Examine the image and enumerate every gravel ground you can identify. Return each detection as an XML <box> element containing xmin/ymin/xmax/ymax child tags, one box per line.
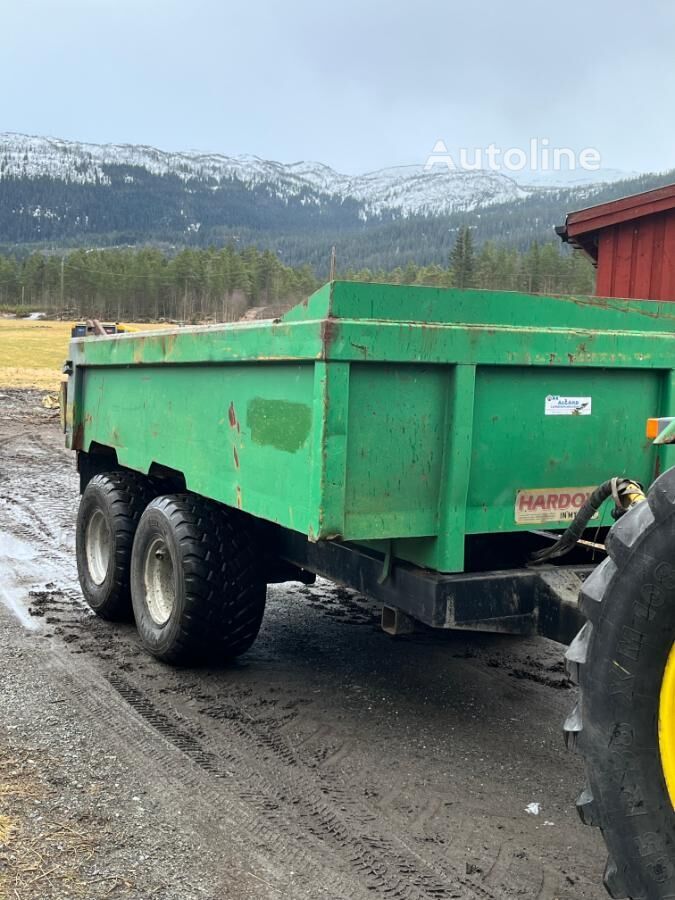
<box><xmin>0</xmin><ymin>389</ymin><xmax>608</xmax><ymax>899</ymax></box>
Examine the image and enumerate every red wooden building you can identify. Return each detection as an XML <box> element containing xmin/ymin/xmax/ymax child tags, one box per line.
<box><xmin>557</xmin><ymin>183</ymin><xmax>675</xmax><ymax>301</ymax></box>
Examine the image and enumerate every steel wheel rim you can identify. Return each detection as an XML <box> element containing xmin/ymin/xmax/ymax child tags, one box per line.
<box><xmin>143</xmin><ymin>536</ymin><xmax>176</xmax><ymax>626</ymax></box>
<box><xmin>85</xmin><ymin>508</ymin><xmax>112</xmax><ymax>586</ymax></box>
<box><xmin>659</xmin><ymin>641</ymin><xmax>675</xmax><ymax>808</ymax></box>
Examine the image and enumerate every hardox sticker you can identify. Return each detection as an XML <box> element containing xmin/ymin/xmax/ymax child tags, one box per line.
<box><xmin>515</xmin><ymin>486</ymin><xmax>598</xmax><ymax>525</ymax></box>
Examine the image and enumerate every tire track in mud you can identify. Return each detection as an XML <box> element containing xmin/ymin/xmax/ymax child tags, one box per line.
<box><xmin>1</xmin><ymin>492</ymin><xmax>73</xmax><ymax>549</ymax></box>
<box><xmin>43</xmin><ymin>652</ymin><xmax>464</xmax><ymax>900</ymax></box>
<box><xmin>105</xmin><ymin>672</ymin><xmax>492</xmax><ymax>900</ymax></box>
<box><xmin>39</xmin><ymin>656</ymin><xmax>344</xmax><ymax>900</ymax></box>
<box><xmin>89</xmin><ymin>635</ymin><xmax>580</xmax><ymax>894</ymax></box>
<box><xmin>100</xmin><ymin>650</ymin><xmax>569</xmax><ymax>900</ymax></box>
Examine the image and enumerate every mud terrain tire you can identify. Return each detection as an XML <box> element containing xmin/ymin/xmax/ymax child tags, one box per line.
<box><xmin>76</xmin><ymin>471</ymin><xmax>155</xmax><ymax>620</ymax></box>
<box><xmin>130</xmin><ymin>494</ymin><xmax>266</xmax><ymax>665</ymax></box>
<box><xmin>565</xmin><ymin>467</ymin><xmax>675</xmax><ymax>899</ymax></box>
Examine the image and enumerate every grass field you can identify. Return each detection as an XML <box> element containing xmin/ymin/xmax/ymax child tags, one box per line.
<box><xmin>0</xmin><ymin>319</ymin><xmax>170</xmax><ymax>389</ymax></box>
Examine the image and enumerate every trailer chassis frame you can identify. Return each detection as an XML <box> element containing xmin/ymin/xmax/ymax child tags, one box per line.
<box><xmin>275</xmin><ymin>529</ymin><xmax>590</xmax><ymax>646</ymax></box>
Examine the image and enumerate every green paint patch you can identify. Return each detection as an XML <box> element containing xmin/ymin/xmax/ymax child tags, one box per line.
<box><xmin>247</xmin><ymin>398</ymin><xmax>311</xmax><ymax>453</ymax></box>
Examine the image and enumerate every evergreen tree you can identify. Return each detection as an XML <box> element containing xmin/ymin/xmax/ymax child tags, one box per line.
<box><xmin>0</xmin><ymin>241</ymin><xmax>596</xmax><ymax>318</ymax></box>
<box><xmin>449</xmin><ymin>227</ymin><xmax>476</xmax><ymax>289</ymax></box>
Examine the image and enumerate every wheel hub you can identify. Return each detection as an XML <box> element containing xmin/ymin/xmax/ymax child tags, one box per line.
<box><xmin>85</xmin><ymin>508</ymin><xmax>112</xmax><ymax>586</ymax></box>
<box><xmin>143</xmin><ymin>537</ymin><xmax>176</xmax><ymax>626</ymax></box>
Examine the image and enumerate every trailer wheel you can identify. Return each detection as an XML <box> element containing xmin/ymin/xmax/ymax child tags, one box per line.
<box><xmin>76</xmin><ymin>471</ymin><xmax>155</xmax><ymax>620</ymax></box>
<box><xmin>130</xmin><ymin>494</ymin><xmax>266</xmax><ymax>665</ymax></box>
<box><xmin>564</xmin><ymin>467</ymin><xmax>675</xmax><ymax>899</ymax></box>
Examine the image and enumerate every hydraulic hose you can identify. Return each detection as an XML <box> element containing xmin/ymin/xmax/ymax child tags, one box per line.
<box><xmin>530</xmin><ymin>477</ymin><xmax>645</xmax><ymax>564</ymax></box>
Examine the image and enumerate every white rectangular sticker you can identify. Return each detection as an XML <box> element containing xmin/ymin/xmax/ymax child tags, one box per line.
<box><xmin>515</xmin><ymin>487</ymin><xmax>598</xmax><ymax>525</ymax></box>
<box><xmin>545</xmin><ymin>395</ymin><xmax>592</xmax><ymax>416</ymax></box>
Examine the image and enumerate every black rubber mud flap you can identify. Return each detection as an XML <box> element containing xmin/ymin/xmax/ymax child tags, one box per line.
<box><xmin>564</xmin><ymin>468</ymin><xmax>675</xmax><ymax>899</ymax></box>
<box><xmin>130</xmin><ymin>494</ymin><xmax>266</xmax><ymax>665</ymax></box>
<box><xmin>76</xmin><ymin>471</ymin><xmax>155</xmax><ymax>620</ymax></box>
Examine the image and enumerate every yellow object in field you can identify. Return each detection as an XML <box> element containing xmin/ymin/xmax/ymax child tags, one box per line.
<box><xmin>41</xmin><ymin>393</ymin><xmax>60</xmax><ymax>409</ymax></box>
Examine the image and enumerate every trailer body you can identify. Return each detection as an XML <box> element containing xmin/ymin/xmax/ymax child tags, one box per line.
<box><xmin>64</xmin><ymin>281</ymin><xmax>675</xmax><ymax>640</ymax></box>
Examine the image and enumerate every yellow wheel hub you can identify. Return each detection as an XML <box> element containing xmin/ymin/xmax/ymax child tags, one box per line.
<box><xmin>659</xmin><ymin>642</ymin><xmax>675</xmax><ymax>808</ymax></box>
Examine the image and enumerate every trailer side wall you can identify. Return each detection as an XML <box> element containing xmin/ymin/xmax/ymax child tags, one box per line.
<box><xmin>67</xmin><ymin>281</ymin><xmax>675</xmax><ymax>573</ymax></box>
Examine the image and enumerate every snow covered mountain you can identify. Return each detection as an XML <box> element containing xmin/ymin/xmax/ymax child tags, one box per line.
<box><xmin>0</xmin><ymin>132</ymin><xmax>643</xmax><ymax>218</ymax></box>
<box><xmin>513</xmin><ymin>167</ymin><xmax>640</xmax><ymax>189</ymax></box>
<box><xmin>0</xmin><ymin>132</ymin><xmax>527</xmax><ymax>218</ymax></box>
<box><xmin>0</xmin><ymin>132</ymin><xmax>670</xmax><ymax>272</ymax></box>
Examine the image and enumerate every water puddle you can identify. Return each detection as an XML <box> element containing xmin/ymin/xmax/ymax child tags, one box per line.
<box><xmin>0</xmin><ymin>530</ymin><xmax>41</xmax><ymax>631</ymax></box>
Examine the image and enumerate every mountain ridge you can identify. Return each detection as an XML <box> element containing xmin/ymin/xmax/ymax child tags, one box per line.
<box><xmin>1</xmin><ymin>132</ymin><xmax>673</xmax><ymax>272</ymax></box>
<box><xmin>0</xmin><ymin>131</ymin><xmax>528</xmax><ymax>217</ymax></box>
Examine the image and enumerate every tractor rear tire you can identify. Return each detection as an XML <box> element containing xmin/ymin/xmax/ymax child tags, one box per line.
<box><xmin>76</xmin><ymin>471</ymin><xmax>155</xmax><ymax>620</ymax></box>
<box><xmin>130</xmin><ymin>494</ymin><xmax>266</xmax><ymax>665</ymax></box>
<box><xmin>564</xmin><ymin>467</ymin><xmax>675</xmax><ymax>899</ymax></box>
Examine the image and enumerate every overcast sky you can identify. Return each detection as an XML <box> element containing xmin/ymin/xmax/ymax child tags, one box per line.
<box><xmin>3</xmin><ymin>0</ymin><xmax>674</xmax><ymax>175</ymax></box>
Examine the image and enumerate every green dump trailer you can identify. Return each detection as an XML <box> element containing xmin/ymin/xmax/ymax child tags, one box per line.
<box><xmin>64</xmin><ymin>280</ymin><xmax>675</xmax><ymax>663</ymax></box>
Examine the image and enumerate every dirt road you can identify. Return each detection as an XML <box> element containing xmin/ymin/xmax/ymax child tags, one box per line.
<box><xmin>0</xmin><ymin>390</ymin><xmax>607</xmax><ymax>900</ymax></box>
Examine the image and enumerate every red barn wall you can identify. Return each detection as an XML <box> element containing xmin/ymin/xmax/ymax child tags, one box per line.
<box><xmin>595</xmin><ymin>209</ymin><xmax>675</xmax><ymax>301</ymax></box>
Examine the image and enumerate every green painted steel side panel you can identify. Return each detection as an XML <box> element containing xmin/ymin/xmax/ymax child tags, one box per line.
<box><xmin>466</xmin><ymin>366</ymin><xmax>660</xmax><ymax>533</ymax></box>
<box><xmin>344</xmin><ymin>364</ymin><xmax>447</xmax><ymax>539</ymax></box>
<box><xmin>80</xmin><ymin>364</ymin><xmax>317</xmax><ymax>534</ymax></box>
<box><xmin>66</xmin><ymin>280</ymin><xmax>675</xmax><ymax>574</ymax></box>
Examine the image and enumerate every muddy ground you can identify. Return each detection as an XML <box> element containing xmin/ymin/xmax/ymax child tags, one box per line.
<box><xmin>0</xmin><ymin>389</ymin><xmax>607</xmax><ymax>899</ymax></box>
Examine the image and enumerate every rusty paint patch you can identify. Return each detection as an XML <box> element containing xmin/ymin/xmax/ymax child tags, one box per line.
<box><xmin>72</xmin><ymin>423</ymin><xmax>84</xmax><ymax>450</ymax></box>
<box><xmin>236</xmin><ymin>485</ymin><xmax>242</xmax><ymax>509</ymax></box>
<box><xmin>160</xmin><ymin>332</ymin><xmax>178</xmax><ymax>356</ymax></box>
<box><xmin>233</xmin><ymin>446</ymin><xmax>239</xmax><ymax>468</ymax></box>
<box><xmin>228</xmin><ymin>402</ymin><xmax>240</xmax><ymax>432</ymax></box>
<box><xmin>320</xmin><ymin>318</ymin><xmax>338</xmax><ymax>360</ymax></box>
<box><xmin>564</xmin><ymin>293</ymin><xmax>675</xmax><ymax>321</ymax></box>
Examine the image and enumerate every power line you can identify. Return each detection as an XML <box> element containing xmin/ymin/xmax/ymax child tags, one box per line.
<box><xmin>63</xmin><ymin>262</ymin><xmax>200</xmax><ymax>281</ymax></box>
